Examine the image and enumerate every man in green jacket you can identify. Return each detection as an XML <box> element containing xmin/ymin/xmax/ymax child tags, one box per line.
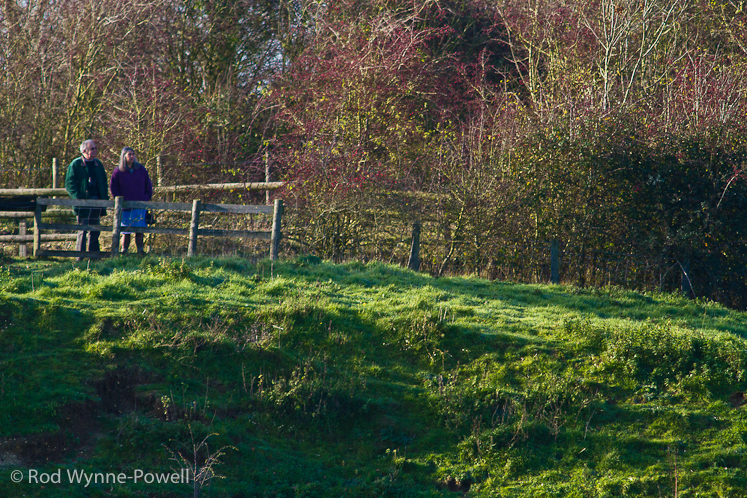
<box><xmin>65</xmin><ymin>139</ymin><xmax>109</xmax><ymax>258</ymax></box>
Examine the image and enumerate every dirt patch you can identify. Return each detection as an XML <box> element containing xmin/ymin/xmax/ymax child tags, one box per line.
<box><xmin>0</xmin><ymin>366</ymin><xmax>158</xmax><ymax>467</ymax></box>
<box><xmin>92</xmin><ymin>367</ymin><xmax>148</xmax><ymax>414</ymax></box>
<box><xmin>92</xmin><ymin>366</ymin><xmax>209</xmax><ymax>423</ymax></box>
<box><xmin>438</xmin><ymin>476</ymin><xmax>472</xmax><ymax>493</ymax></box>
<box><xmin>728</xmin><ymin>392</ymin><xmax>746</xmax><ymax>408</ymax></box>
<box><xmin>98</xmin><ymin>317</ymin><xmax>128</xmax><ymax>339</ymax></box>
<box><xmin>0</xmin><ymin>400</ymin><xmax>100</xmax><ymax>466</ymax></box>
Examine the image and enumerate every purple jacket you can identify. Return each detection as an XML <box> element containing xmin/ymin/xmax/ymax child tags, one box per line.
<box><xmin>110</xmin><ymin>162</ymin><xmax>153</xmax><ymax>202</ymax></box>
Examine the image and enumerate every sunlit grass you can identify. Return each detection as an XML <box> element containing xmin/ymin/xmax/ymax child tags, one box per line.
<box><xmin>0</xmin><ymin>256</ymin><xmax>746</xmax><ymax>497</ymax></box>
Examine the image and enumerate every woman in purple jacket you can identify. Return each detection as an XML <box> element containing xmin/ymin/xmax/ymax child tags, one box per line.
<box><xmin>110</xmin><ymin>147</ymin><xmax>153</xmax><ymax>254</ymax></box>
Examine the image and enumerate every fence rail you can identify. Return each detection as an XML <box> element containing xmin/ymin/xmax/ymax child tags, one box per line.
<box><xmin>32</xmin><ymin>197</ymin><xmax>283</xmax><ymax>260</ymax></box>
<box><xmin>0</xmin><ymin>182</ymin><xmax>285</xmax><ymax>197</ymax></box>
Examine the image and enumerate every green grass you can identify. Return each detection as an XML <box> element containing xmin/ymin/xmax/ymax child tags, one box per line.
<box><xmin>1</xmin><ymin>255</ymin><xmax>746</xmax><ymax>497</ymax></box>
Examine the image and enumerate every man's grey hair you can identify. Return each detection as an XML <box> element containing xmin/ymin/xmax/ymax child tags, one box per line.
<box><xmin>79</xmin><ymin>139</ymin><xmax>96</xmax><ymax>154</ymax></box>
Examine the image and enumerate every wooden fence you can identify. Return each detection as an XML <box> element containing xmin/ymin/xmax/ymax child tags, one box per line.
<box><xmin>0</xmin><ymin>202</ymin><xmax>75</xmax><ymax>257</ymax></box>
<box><xmin>0</xmin><ymin>181</ymin><xmax>285</xmax><ymax>258</ymax></box>
<box><xmin>31</xmin><ymin>197</ymin><xmax>283</xmax><ymax>260</ymax></box>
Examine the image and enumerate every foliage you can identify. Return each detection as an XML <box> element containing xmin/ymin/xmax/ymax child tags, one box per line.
<box><xmin>0</xmin><ymin>0</ymin><xmax>293</xmax><ymax>184</ymax></box>
<box><xmin>270</xmin><ymin>0</ymin><xmax>453</xmax><ymax>257</ymax></box>
<box><xmin>3</xmin><ymin>0</ymin><xmax>747</xmax><ymax>305</ymax></box>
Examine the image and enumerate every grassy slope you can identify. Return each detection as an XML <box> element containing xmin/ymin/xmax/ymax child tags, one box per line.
<box><xmin>0</xmin><ymin>255</ymin><xmax>746</xmax><ymax>497</ymax></box>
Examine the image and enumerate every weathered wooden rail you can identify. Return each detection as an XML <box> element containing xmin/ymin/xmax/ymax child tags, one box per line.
<box><xmin>31</xmin><ymin>197</ymin><xmax>283</xmax><ymax>260</ymax></box>
<box><xmin>0</xmin><ymin>182</ymin><xmax>284</xmax><ymax>197</ymax></box>
<box><xmin>0</xmin><ymin>195</ymin><xmax>76</xmax><ymax>256</ymax></box>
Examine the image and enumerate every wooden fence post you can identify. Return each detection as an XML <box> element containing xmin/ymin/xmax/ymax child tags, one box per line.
<box><xmin>52</xmin><ymin>158</ymin><xmax>58</xmax><ymax>189</ymax></box>
<box><xmin>550</xmin><ymin>239</ymin><xmax>560</xmax><ymax>284</ymax></box>
<box><xmin>188</xmin><ymin>199</ymin><xmax>201</xmax><ymax>257</ymax></box>
<box><xmin>408</xmin><ymin>221</ymin><xmax>421</xmax><ymax>271</ymax></box>
<box><xmin>19</xmin><ymin>220</ymin><xmax>27</xmax><ymax>257</ymax></box>
<box><xmin>111</xmin><ymin>196</ymin><xmax>123</xmax><ymax>256</ymax></box>
<box><xmin>270</xmin><ymin>198</ymin><xmax>283</xmax><ymax>261</ymax></box>
<box><xmin>33</xmin><ymin>203</ymin><xmax>42</xmax><ymax>256</ymax></box>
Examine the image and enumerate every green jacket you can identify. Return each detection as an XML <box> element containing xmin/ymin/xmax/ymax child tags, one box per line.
<box><xmin>64</xmin><ymin>157</ymin><xmax>109</xmax><ymax>215</ymax></box>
